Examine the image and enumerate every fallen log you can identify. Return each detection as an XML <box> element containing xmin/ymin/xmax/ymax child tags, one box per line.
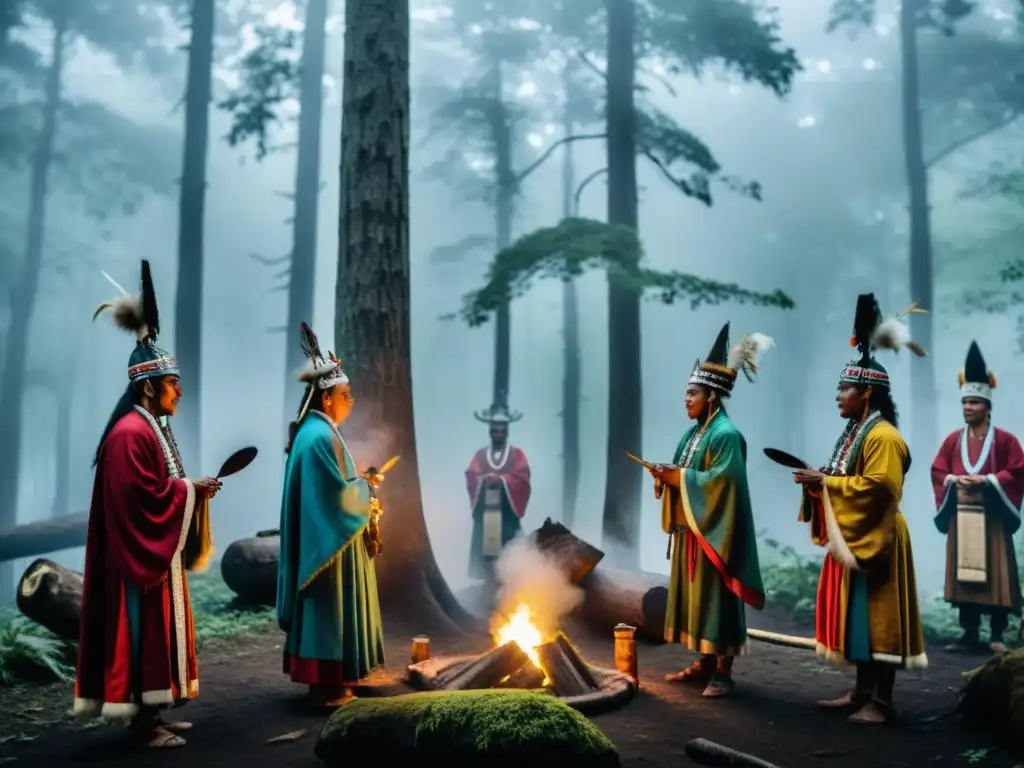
<box><xmin>530</xmin><ymin>518</ymin><xmax>605</xmax><ymax>585</ymax></box>
<box><xmin>685</xmin><ymin>738</ymin><xmax>780</xmax><ymax>768</ymax></box>
<box><xmin>220</xmin><ymin>534</ymin><xmax>280</xmax><ymax>606</ymax></box>
<box><xmin>17</xmin><ymin>558</ymin><xmax>83</xmax><ymax>641</ymax></box>
<box><xmin>0</xmin><ymin>512</ymin><xmax>89</xmax><ymax>564</ymax></box>
<box><xmin>554</xmin><ymin>631</ymin><xmax>600</xmax><ymax>690</ymax></box>
<box><xmin>577</xmin><ymin>567</ymin><xmax>668</xmax><ymax>643</ymax></box>
<box><xmin>536</xmin><ymin>639</ymin><xmax>598</xmax><ymax>698</ymax></box>
<box><xmin>442</xmin><ymin>641</ymin><xmax>528</xmax><ymax>691</ymax></box>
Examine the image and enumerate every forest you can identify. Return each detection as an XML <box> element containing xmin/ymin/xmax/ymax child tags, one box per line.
<box><xmin>0</xmin><ymin>0</ymin><xmax>1023</xmax><ymax>765</ymax></box>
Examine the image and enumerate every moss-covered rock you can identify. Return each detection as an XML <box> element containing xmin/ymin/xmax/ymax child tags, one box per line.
<box><xmin>958</xmin><ymin>648</ymin><xmax>1024</xmax><ymax>750</ymax></box>
<box><xmin>314</xmin><ymin>689</ymin><xmax>620</xmax><ymax>767</ymax></box>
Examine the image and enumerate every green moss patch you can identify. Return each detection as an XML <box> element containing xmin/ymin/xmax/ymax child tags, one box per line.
<box><xmin>958</xmin><ymin>648</ymin><xmax>1024</xmax><ymax>750</ymax></box>
<box><xmin>314</xmin><ymin>689</ymin><xmax>620</xmax><ymax>767</ymax></box>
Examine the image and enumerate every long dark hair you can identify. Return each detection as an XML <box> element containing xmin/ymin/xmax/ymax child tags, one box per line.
<box><xmin>92</xmin><ymin>383</ymin><xmax>141</xmax><ymax>467</ymax></box>
<box><xmin>285</xmin><ymin>383</ymin><xmax>316</xmax><ymax>455</ymax></box>
<box><xmin>872</xmin><ymin>386</ymin><xmax>899</xmax><ymax>429</ymax></box>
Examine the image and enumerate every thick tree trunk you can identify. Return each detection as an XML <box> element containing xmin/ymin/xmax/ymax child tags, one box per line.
<box><xmin>220</xmin><ymin>534</ymin><xmax>279</xmax><ymax>605</ymax></box>
<box><xmin>492</xmin><ymin>64</ymin><xmax>513</xmax><ymax>402</ymax></box>
<box><xmin>0</xmin><ymin>9</ymin><xmax>66</xmax><ymax>599</ymax></box>
<box><xmin>282</xmin><ymin>0</ymin><xmax>328</xmax><ymax>431</ymax></box>
<box><xmin>173</xmin><ymin>0</ymin><xmax>215</xmax><ymax>471</ymax></box>
<box><xmin>578</xmin><ymin>566</ymin><xmax>667</xmax><ymax>642</ymax></box>
<box><xmin>561</xmin><ymin>66</ymin><xmax>581</xmax><ymax>529</ymax></box>
<box><xmin>336</xmin><ymin>0</ymin><xmax>475</xmax><ymax>633</ymax></box>
<box><xmin>899</xmin><ymin>0</ymin><xmax>936</xmax><ymax>454</ymax></box>
<box><xmin>0</xmin><ymin>512</ymin><xmax>88</xmax><ymax>564</ymax></box>
<box><xmin>16</xmin><ymin>558</ymin><xmax>83</xmax><ymax>642</ymax></box>
<box><xmin>52</xmin><ymin>379</ymin><xmax>72</xmax><ymax>519</ymax></box>
<box><xmin>601</xmin><ymin>0</ymin><xmax>642</xmax><ymax>569</ymax></box>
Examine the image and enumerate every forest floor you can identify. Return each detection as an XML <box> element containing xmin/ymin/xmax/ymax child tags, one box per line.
<box><xmin>0</xmin><ymin>603</ymin><xmax>1018</xmax><ymax>768</ymax></box>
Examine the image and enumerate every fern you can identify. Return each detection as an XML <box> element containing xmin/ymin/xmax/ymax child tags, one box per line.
<box><xmin>0</xmin><ymin>615</ymin><xmax>75</xmax><ymax>687</ymax></box>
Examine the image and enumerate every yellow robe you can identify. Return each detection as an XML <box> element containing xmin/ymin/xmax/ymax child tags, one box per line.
<box><xmin>803</xmin><ymin>420</ymin><xmax>927</xmax><ymax>668</ymax></box>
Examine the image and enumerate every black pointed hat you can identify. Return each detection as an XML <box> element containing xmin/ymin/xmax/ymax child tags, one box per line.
<box><xmin>838</xmin><ymin>293</ymin><xmax>928</xmax><ymax>391</ymax></box>
<box><xmin>688</xmin><ymin>322</ymin><xmax>775</xmax><ymax>397</ymax></box>
<box><xmin>959</xmin><ymin>341</ymin><xmax>994</xmax><ymax>401</ymax></box>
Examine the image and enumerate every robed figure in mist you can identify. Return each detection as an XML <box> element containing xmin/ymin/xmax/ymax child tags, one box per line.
<box><xmin>465</xmin><ymin>396</ymin><xmax>532</xmax><ymax>584</ymax></box>
<box><xmin>276</xmin><ymin>323</ymin><xmax>385</xmax><ymax>708</ymax></box>
<box><xmin>646</xmin><ymin>323</ymin><xmax>769</xmax><ymax>698</ymax></box>
<box><xmin>74</xmin><ymin>261</ymin><xmax>221</xmax><ymax>749</ymax></box>
<box><xmin>792</xmin><ymin>294</ymin><xmax>927</xmax><ymax>726</ymax></box>
<box><xmin>931</xmin><ymin>341</ymin><xmax>1023</xmax><ymax>655</ymax></box>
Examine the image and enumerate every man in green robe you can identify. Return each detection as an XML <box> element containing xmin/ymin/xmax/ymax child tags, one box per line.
<box><xmin>276</xmin><ymin>323</ymin><xmax>386</xmax><ymax>708</ymax></box>
<box><xmin>648</xmin><ymin>323</ymin><xmax>771</xmax><ymax>697</ymax></box>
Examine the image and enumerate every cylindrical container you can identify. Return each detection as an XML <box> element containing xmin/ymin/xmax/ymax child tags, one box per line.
<box><xmin>613</xmin><ymin>623</ymin><xmax>638</xmax><ymax>686</ymax></box>
<box><xmin>411</xmin><ymin>635</ymin><xmax>430</xmax><ymax>664</ymax></box>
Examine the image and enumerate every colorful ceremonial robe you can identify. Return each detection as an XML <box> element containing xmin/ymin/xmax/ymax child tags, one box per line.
<box><xmin>74</xmin><ymin>407</ymin><xmax>211</xmax><ymax>719</ymax></box>
<box><xmin>465</xmin><ymin>443</ymin><xmax>531</xmax><ymax>579</ymax></box>
<box><xmin>277</xmin><ymin>411</ymin><xmax>385</xmax><ymax>685</ymax></box>
<box><xmin>930</xmin><ymin>426</ymin><xmax>1023</xmax><ymax>614</ymax></box>
<box><xmin>801</xmin><ymin>414</ymin><xmax>927</xmax><ymax>668</ymax></box>
<box><xmin>661</xmin><ymin>410</ymin><xmax>764</xmax><ymax>656</ymax></box>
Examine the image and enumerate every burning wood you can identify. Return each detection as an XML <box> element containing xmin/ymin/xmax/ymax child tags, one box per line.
<box><xmin>554</xmin><ymin>632</ymin><xmax>600</xmax><ymax>690</ymax></box>
<box><xmin>442</xmin><ymin>640</ymin><xmax>529</xmax><ymax>691</ymax></box>
<box><xmin>535</xmin><ymin>639</ymin><xmax>599</xmax><ymax>698</ymax></box>
<box><xmin>496</xmin><ymin>662</ymin><xmax>546</xmax><ymax>689</ymax></box>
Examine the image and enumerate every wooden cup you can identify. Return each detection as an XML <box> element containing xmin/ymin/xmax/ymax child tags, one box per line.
<box><xmin>411</xmin><ymin>635</ymin><xmax>430</xmax><ymax>664</ymax></box>
<box><xmin>613</xmin><ymin>623</ymin><xmax>638</xmax><ymax>686</ymax></box>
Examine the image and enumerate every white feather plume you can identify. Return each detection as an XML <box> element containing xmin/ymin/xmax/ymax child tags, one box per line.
<box><xmin>872</xmin><ymin>317</ymin><xmax>927</xmax><ymax>357</ymax></box>
<box><xmin>728</xmin><ymin>332</ymin><xmax>775</xmax><ymax>381</ymax></box>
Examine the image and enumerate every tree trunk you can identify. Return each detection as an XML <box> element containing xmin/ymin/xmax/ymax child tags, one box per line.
<box><xmin>493</xmin><ymin>64</ymin><xmax>513</xmax><ymax>402</ymax></box>
<box><xmin>601</xmin><ymin>0</ymin><xmax>642</xmax><ymax>568</ymax></box>
<box><xmin>561</xmin><ymin>63</ymin><xmax>581</xmax><ymax>529</ymax></box>
<box><xmin>16</xmin><ymin>557</ymin><xmax>83</xmax><ymax>641</ymax></box>
<box><xmin>578</xmin><ymin>566</ymin><xmax>667</xmax><ymax>642</ymax></box>
<box><xmin>336</xmin><ymin>0</ymin><xmax>476</xmax><ymax>633</ymax></box>
<box><xmin>282</xmin><ymin>0</ymin><xmax>328</xmax><ymax>431</ymax></box>
<box><xmin>51</xmin><ymin>378</ymin><xmax>72</xmax><ymax>519</ymax></box>
<box><xmin>899</xmin><ymin>0</ymin><xmax>936</xmax><ymax>454</ymax></box>
<box><xmin>0</xmin><ymin>512</ymin><xmax>88</xmax><ymax>564</ymax></box>
<box><xmin>0</xmin><ymin>8</ymin><xmax>67</xmax><ymax>599</ymax></box>
<box><xmin>173</xmin><ymin>0</ymin><xmax>215</xmax><ymax>471</ymax></box>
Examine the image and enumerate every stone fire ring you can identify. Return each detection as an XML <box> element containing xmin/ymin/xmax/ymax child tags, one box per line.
<box><xmin>406</xmin><ymin>655</ymin><xmax>637</xmax><ymax>716</ymax></box>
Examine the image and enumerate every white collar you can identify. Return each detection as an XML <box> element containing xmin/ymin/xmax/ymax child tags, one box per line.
<box><xmin>960</xmin><ymin>423</ymin><xmax>994</xmax><ymax>475</ymax></box>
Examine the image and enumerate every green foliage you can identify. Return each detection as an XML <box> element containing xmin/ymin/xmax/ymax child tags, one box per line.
<box><xmin>187</xmin><ymin>569</ymin><xmax>275</xmax><ymax>645</ymax></box>
<box><xmin>315</xmin><ymin>689</ymin><xmax>620</xmax><ymax>767</ymax></box>
<box><xmin>827</xmin><ymin>0</ymin><xmax>978</xmax><ymax>36</ymax></box>
<box><xmin>218</xmin><ymin>24</ymin><xmax>301</xmax><ymax>161</ymax></box>
<box><xmin>0</xmin><ymin>614</ymin><xmax>75</xmax><ymax>687</ymax></box>
<box><xmin>451</xmin><ymin>217</ymin><xmax>794</xmax><ymax>326</ymax></box>
<box><xmin>958</xmin><ymin>648</ymin><xmax>1024</xmax><ymax>751</ymax></box>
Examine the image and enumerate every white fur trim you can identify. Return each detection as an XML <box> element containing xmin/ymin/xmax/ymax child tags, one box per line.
<box><xmin>944</xmin><ymin>474</ymin><xmax>956</xmax><ymax>485</ymax></box>
<box><xmin>960</xmin><ymin>425</ymin><xmax>994</xmax><ymax>475</ymax></box>
<box><xmin>960</xmin><ymin>382</ymin><xmax>991</xmax><ymax>401</ymax></box>
<box><xmin>986</xmin><ymin>474</ymin><xmax>1023</xmax><ymax>520</ymax></box>
<box><xmin>815</xmin><ymin>645</ymin><xmax>929</xmax><ymax>670</ymax></box>
<box><xmin>820</xmin><ymin>482</ymin><xmax>859</xmax><ymax>570</ymax></box>
<box><xmin>141</xmin><ymin>688</ymin><xmax>175</xmax><ymax>706</ymax></box>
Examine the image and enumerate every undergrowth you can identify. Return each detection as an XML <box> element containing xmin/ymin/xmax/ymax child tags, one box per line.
<box><xmin>0</xmin><ymin>567</ymin><xmax>273</xmax><ymax>688</ymax></box>
<box><xmin>759</xmin><ymin>533</ymin><xmax>1023</xmax><ymax>648</ymax></box>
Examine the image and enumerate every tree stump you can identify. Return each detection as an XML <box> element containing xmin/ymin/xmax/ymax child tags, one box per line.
<box><xmin>577</xmin><ymin>567</ymin><xmax>668</xmax><ymax>643</ymax></box>
<box><xmin>220</xmin><ymin>534</ymin><xmax>280</xmax><ymax>606</ymax></box>
<box><xmin>17</xmin><ymin>558</ymin><xmax>84</xmax><ymax>641</ymax></box>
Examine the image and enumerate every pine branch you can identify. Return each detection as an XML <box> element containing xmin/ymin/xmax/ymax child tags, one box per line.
<box><xmin>447</xmin><ymin>218</ymin><xmax>795</xmax><ymax>326</ymax></box>
<box><xmin>250</xmin><ymin>252</ymin><xmax>290</xmax><ymax>266</ymax></box>
<box><xmin>926</xmin><ymin>111</ymin><xmax>1022</xmax><ymax>169</ymax></box>
<box><xmin>513</xmin><ymin>133</ymin><xmax>606</xmax><ymax>184</ymax></box>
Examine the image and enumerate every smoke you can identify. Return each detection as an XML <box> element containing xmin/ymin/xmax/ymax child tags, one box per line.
<box><xmin>340</xmin><ymin>418</ymin><xmax>394</xmax><ymax>473</ymax></box>
<box><xmin>492</xmin><ymin>536</ymin><xmax>584</xmax><ymax>638</ymax></box>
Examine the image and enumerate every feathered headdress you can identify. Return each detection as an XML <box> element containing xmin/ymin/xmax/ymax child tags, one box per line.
<box><xmin>689</xmin><ymin>322</ymin><xmax>773</xmax><ymax>396</ymax></box>
<box><xmin>839</xmin><ymin>294</ymin><xmax>927</xmax><ymax>389</ymax></box>
<box><xmin>93</xmin><ymin>260</ymin><xmax>178</xmax><ymax>383</ymax></box>
<box><xmin>295</xmin><ymin>322</ymin><xmax>349</xmax><ymax>422</ymax></box>
<box><xmin>474</xmin><ymin>390</ymin><xmax>523</xmax><ymax>424</ymax></box>
<box><xmin>958</xmin><ymin>341</ymin><xmax>995</xmax><ymax>401</ymax></box>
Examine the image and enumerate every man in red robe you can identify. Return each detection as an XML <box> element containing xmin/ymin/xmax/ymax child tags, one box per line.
<box><xmin>74</xmin><ymin>261</ymin><xmax>221</xmax><ymax>749</ymax></box>
<box><xmin>931</xmin><ymin>341</ymin><xmax>1023</xmax><ymax>654</ymax></box>
<box><xmin>465</xmin><ymin>395</ymin><xmax>531</xmax><ymax>584</ymax></box>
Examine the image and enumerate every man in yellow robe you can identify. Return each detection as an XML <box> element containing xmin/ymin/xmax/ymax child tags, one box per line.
<box><xmin>792</xmin><ymin>294</ymin><xmax>927</xmax><ymax>725</ymax></box>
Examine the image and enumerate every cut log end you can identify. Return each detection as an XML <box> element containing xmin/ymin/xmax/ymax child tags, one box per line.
<box><xmin>20</xmin><ymin>560</ymin><xmax>57</xmax><ymax>598</ymax></box>
<box><xmin>16</xmin><ymin>558</ymin><xmax>85</xmax><ymax>642</ymax></box>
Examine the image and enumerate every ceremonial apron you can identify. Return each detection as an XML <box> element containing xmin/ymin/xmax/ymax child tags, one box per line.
<box><xmin>481</xmin><ymin>444</ymin><xmax>511</xmax><ymax>557</ymax></box>
<box><xmin>955</xmin><ymin>430</ymin><xmax>992</xmax><ymax>584</ymax></box>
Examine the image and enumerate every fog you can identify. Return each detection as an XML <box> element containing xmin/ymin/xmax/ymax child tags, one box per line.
<box><xmin>1</xmin><ymin>0</ymin><xmax>1022</xmax><ymax>608</ymax></box>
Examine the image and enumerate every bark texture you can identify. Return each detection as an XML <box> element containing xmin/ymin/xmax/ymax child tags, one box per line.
<box><xmin>16</xmin><ymin>558</ymin><xmax>83</xmax><ymax>642</ymax></box>
<box><xmin>335</xmin><ymin>0</ymin><xmax>474</xmax><ymax>632</ymax></box>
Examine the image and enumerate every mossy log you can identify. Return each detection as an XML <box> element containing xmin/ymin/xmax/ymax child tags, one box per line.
<box><xmin>957</xmin><ymin>648</ymin><xmax>1024</xmax><ymax>751</ymax></box>
<box><xmin>16</xmin><ymin>558</ymin><xmax>83</xmax><ymax>641</ymax></box>
<box><xmin>219</xmin><ymin>533</ymin><xmax>280</xmax><ymax>606</ymax></box>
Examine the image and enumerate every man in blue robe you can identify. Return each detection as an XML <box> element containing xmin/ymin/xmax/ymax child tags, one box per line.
<box><xmin>276</xmin><ymin>323</ymin><xmax>386</xmax><ymax>708</ymax></box>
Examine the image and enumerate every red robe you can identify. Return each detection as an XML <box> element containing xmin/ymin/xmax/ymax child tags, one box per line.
<box><xmin>74</xmin><ymin>410</ymin><xmax>199</xmax><ymax>719</ymax></box>
<box><xmin>465</xmin><ymin>444</ymin><xmax>531</xmax><ymax>518</ymax></box>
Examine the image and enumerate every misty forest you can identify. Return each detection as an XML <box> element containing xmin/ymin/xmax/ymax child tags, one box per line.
<box><xmin>1</xmin><ymin>0</ymin><xmax>1023</xmax><ymax>765</ymax></box>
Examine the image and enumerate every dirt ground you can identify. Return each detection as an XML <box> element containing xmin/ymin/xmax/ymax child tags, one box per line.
<box><xmin>0</xmin><ymin>608</ymin><xmax>1018</xmax><ymax>768</ymax></box>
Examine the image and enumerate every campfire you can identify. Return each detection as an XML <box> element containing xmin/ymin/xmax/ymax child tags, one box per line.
<box><xmin>407</xmin><ymin>602</ymin><xmax>626</xmax><ymax>706</ymax></box>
